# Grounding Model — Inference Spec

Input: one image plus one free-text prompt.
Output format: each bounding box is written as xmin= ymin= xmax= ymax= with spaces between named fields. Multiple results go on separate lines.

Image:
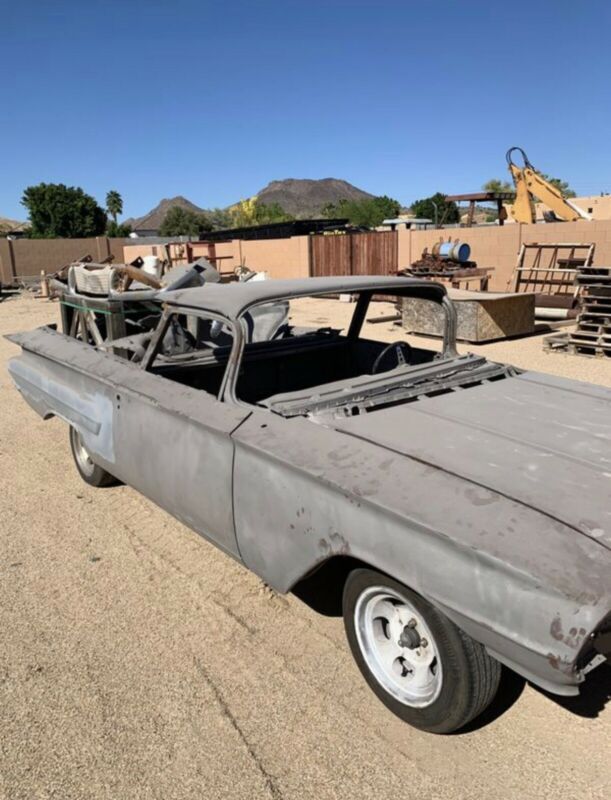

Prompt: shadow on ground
xmin=543 ymin=663 xmax=611 ymax=719
xmin=292 ymin=567 xmax=611 ymax=732
xmin=461 ymin=662 xmax=611 ymax=734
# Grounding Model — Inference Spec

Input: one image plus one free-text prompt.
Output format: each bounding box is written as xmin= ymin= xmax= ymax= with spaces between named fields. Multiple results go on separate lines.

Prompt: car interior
xmin=148 ymin=293 xmax=440 ymax=405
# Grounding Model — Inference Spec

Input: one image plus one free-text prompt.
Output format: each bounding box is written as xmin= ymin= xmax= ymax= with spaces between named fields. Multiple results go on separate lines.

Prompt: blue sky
xmin=2 ymin=0 xmax=610 ymax=220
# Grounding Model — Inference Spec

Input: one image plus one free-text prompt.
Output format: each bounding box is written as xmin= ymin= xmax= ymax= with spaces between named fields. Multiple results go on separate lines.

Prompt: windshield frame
xmin=224 ymin=287 xmax=458 ymax=408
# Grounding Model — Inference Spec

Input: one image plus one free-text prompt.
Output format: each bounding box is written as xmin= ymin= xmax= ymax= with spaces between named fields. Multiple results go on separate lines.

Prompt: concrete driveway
xmin=1 ymin=295 xmax=609 ymax=800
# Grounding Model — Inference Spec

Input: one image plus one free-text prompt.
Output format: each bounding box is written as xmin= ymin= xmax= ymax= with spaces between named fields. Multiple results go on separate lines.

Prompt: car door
xmin=8 ymin=316 xmax=250 ymax=559
xmin=108 ymin=308 xmax=250 ymax=558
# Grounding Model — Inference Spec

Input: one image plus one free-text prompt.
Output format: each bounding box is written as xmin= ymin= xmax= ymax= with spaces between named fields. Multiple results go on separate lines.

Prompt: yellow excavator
xmin=506 ymin=147 xmax=591 ymax=223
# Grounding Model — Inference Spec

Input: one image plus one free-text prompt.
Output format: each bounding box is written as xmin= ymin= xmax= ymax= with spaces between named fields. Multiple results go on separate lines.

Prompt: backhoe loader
xmin=506 ymin=147 xmax=591 ymax=223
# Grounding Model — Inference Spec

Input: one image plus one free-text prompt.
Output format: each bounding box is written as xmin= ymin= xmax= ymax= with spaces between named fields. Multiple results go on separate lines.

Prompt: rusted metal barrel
xmin=437 ymin=241 xmax=471 ymax=262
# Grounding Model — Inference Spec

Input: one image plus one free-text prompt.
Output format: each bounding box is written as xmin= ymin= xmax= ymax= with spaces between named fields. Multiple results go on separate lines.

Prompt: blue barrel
xmin=438 ymin=241 xmax=471 ymax=262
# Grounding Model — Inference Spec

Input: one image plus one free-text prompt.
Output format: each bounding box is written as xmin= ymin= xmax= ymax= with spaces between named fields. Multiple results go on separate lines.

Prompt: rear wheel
xmin=343 ymin=568 xmax=501 ymax=734
xmin=69 ymin=427 xmax=119 ymax=488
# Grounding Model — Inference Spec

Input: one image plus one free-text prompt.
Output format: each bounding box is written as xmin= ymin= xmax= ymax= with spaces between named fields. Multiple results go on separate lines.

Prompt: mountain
xmin=0 ymin=216 xmax=29 ymax=234
xmin=255 ymin=178 xmax=375 ymax=217
xmin=126 ymin=178 xmax=377 ymax=233
xmin=124 ymin=196 xmax=206 ymax=233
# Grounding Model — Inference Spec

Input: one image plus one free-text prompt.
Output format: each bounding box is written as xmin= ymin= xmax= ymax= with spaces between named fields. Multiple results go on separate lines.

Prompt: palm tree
xmin=106 ymin=190 xmax=123 ymax=224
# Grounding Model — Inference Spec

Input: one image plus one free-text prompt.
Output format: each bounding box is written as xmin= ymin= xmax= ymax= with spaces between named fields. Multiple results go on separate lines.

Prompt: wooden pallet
xmin=544 ymin=273 xmax=611 ymax=357
xmin=544 ymin=332 xmax=611 ymax=358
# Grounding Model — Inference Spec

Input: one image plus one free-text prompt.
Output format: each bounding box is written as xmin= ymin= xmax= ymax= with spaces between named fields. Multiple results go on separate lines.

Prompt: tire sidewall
xmin=69 ymin=427 xmax=116 ymax=488
xmin=343 ymin=568 xmax=475 ymax=734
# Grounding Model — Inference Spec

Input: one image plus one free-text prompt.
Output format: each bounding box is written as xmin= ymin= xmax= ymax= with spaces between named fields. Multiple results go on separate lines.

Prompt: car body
xmin=7 ymin=275 xmax=611 ymax=732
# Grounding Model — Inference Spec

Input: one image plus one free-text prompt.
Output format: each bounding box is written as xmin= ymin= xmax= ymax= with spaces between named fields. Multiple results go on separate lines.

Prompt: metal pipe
xmin=535 ymin=307 xmax=571 ymax=320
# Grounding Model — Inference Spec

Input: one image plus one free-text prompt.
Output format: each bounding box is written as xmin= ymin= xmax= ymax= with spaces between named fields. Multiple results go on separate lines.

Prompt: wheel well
xmin=290 ymin=556 xmax=378 ymax=617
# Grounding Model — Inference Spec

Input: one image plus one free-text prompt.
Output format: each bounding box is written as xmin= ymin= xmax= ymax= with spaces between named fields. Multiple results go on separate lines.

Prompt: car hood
xmin=333 ymin=370 xmax=611 ymax=551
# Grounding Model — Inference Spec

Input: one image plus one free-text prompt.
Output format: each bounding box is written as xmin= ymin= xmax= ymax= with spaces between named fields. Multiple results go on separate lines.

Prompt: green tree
xmin=254 ymin=201 xmax=294 ymax=225
xmin=207 ymin=207 xmax=233 ymax=230
xmin=159 ymin=206 xmax=213 ymax=237
xmin=486 ymin=174 xmax=576 ymax=198
xmin=229 ymin=197 xmax=294 ymax=227
xmin=322 ymin=195 xmax=401 ymax=227
xmin=21 ymin=183 xmax=107 ymax=238
xmin=541 ymin=175 xmax=576 ymax=198
xmin=106 ymin=220 xmax=132 ymax=237
xmin=411 ymin=192 xmax=459 ymax=225
xmin=483 ymin=178 xmax=514 ymax=193
xmin=105 ymin=190 xmax=123 ymax=224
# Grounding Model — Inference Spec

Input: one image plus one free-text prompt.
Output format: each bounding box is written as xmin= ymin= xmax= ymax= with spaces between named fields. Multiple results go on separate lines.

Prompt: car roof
xmin=161 ymin=275 xmax=446 ymax=319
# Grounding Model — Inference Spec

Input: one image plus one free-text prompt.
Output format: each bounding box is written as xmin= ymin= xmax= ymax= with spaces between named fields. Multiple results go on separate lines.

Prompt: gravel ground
xmin=290 ymin=297 xmax=611 ymax=387
xmin=1 ymin=293 xmax=610 ymax=800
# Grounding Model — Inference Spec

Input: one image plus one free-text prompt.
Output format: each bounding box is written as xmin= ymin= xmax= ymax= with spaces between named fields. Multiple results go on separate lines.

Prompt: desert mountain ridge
xmin=124 ymin=178 xmax=377 ymax=230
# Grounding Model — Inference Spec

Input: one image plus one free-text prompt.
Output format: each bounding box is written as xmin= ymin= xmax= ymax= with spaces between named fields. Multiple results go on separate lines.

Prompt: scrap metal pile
xmin=46 ymin=254 xmax=220 ymax=356
xmin=45 ymin=254 xmax=289 ymax=359
xmin=404 ymin=240 xmax=477 ymax=278
xmin=48 ymin=253 xmax=219 ymax=299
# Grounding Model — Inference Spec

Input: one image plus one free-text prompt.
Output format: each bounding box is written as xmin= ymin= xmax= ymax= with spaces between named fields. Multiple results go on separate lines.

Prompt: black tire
xmin=69 ymin=426 xmax=119 ymax=488
xmin=343 ymin=568 xmax=501 ymax=734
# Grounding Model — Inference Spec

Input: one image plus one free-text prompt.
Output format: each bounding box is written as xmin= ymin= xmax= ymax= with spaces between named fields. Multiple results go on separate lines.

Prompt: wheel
xmin=343 ymin=569 xmax=501 ymax=734
xmin=69 ymin=427 xmax=119 ymax=488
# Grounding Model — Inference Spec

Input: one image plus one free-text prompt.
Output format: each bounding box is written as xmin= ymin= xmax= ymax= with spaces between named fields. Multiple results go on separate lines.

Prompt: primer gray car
xmin=7 ymin=276 xmax=611 ymax=734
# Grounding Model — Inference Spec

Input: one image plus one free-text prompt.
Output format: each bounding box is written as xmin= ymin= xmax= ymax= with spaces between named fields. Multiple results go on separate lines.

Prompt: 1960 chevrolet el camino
xmin=7 ymin=276 xmax=611 ymax=733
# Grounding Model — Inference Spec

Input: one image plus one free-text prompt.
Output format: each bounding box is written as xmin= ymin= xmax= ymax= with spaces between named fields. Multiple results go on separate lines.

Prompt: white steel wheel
xmin=69 ymin=427 xmax=119 ymax=488
xmin=72 ymin=429 xmax=96 ymax=477
xmin=354 ymin=586 xmax=442 ymax=708
xmin=343 ymin=568 xmax=501 ymax=734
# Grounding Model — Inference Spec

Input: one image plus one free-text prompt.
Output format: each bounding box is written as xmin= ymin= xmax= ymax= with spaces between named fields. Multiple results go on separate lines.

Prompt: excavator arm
xmin=506 ymin=148 xmax=591 ymax=223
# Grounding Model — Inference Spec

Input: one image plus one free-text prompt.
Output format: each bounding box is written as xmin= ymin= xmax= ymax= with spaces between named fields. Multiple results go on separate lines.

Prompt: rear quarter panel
xmin=8 ymin=340 xmax=116 ymax=467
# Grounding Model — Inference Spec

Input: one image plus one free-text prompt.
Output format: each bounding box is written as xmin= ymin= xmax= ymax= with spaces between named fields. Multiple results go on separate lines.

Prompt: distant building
xmin=535 ymin=194 xmax=611 ymax=221
xmin=379 ymin=217 xmax=433 ymax=231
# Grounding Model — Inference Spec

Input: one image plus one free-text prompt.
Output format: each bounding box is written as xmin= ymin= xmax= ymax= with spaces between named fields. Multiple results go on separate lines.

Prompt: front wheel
xmin=69 ymin=427 xmax=119 ymax=488
xmin=343 ymin=569 xmax=501 ymax=734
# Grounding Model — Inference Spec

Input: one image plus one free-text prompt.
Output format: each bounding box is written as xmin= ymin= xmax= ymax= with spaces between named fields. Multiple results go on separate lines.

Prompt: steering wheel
xmin=372 ymin=341 xmax=413 ymax=374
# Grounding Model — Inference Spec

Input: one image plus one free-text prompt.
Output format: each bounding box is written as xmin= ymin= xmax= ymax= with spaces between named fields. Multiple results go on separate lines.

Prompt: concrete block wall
xmin=520 ymin=220 xmax=611 ymax=260
xmin=238 ymin=236 xmax=310 ymax=279
xmin=0 ymin=237 xmax=127 ymax=284
xmin=399 ymin=221 xmax=611 ymax=291
xmin=400 ymin=226 xmax=521 ymax=291
xmin=122 ymin=237 xmax=311 ymax=281
xmin=6 ymin=221 xmax=611 ymax=290
xmin=179 ymin=237 xmax=310 ymax=279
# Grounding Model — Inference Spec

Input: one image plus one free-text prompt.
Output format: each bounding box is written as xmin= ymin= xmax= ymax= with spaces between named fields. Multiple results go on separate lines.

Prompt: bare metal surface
xmin=162 ymin=275 xmax=447 ymax=318
xmin=1 ymin=295 xmax=610 ymax=800
xmin=6 ymin=279 xmax=611 ymax=699
xmin=260 ymin=354 xmax=510 ymax=416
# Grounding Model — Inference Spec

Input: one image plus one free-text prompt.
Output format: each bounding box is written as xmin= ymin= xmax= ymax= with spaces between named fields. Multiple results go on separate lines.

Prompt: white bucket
xmin=141 ymin=255 xmax=161 ymax=278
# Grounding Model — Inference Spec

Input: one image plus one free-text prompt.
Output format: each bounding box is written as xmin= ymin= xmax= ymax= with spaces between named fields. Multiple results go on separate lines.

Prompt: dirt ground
xmin=1 ymin=293 xmax=610 ymax=800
